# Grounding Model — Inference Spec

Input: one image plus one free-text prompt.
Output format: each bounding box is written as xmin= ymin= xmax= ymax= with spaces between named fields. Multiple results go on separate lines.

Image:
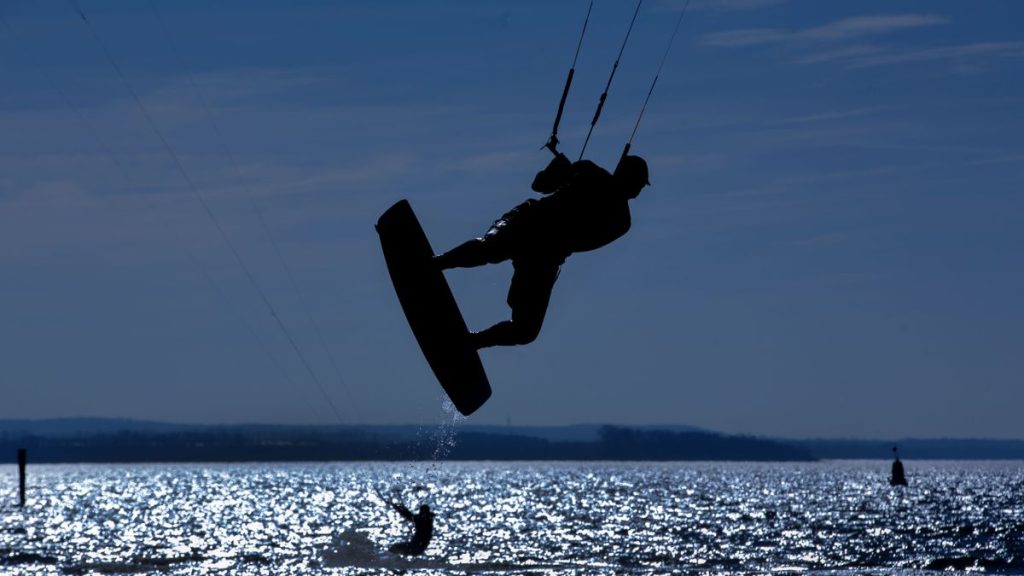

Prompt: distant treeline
xmin=2 ymin=420 xmax=1022 ymax=463
xmin=794 ymin=438 xmax=1024 ymax=460
xmin=0 ymin=426 xmax=813 ymax=463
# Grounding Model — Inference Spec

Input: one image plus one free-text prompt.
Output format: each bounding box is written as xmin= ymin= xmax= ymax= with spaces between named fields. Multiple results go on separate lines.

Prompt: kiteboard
xmin=376 ymin=199 xmax=492 ymax=416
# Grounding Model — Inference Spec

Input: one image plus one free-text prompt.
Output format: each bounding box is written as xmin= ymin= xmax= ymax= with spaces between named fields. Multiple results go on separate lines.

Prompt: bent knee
xmin=509 ymin=321 xmax=543 ymax=345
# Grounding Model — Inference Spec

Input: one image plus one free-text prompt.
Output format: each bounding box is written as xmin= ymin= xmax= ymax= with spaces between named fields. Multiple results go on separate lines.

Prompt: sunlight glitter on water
xmin=1 ymin=461 xmax=1022 ymax=575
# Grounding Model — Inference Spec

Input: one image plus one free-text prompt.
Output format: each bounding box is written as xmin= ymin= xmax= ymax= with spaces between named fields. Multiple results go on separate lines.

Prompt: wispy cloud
xmin=778 ymin=232 xmax=847 ymax=248
xmin=799 ymin=14 xmax=948 ymax=42
xmin=271 ymin=154 xmax=420 ymax=194
xmin=658 ymin=0 xmax=788 ymax=12
xmin=793 ymin=44 xmax=885 ymax=65
xmin=648 ymin=152 xmax=728 ymax=171
xmin=845 ymin=41 xmax=1024 ymax=69
xmin=790 ymin=40 xmax=1024 ymax=69
xmin=701 ymin=28 xmax=787 ymax=47
xmin=700 ymin=14 xmax=948 ymax=47
xmin=770 ymin=106 xmax=886 ymax=126
xmin=968 ymin=153 xmax=1024 ymax=167
xmin=698 ymin=13 xmax=1024 ymax=71
xmin=450 ymin=151 xmax=533 ymax=176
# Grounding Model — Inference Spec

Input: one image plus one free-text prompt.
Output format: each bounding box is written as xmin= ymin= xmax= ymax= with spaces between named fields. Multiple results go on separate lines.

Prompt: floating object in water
xmin=890 ymin=446 xmax=908 ymax=487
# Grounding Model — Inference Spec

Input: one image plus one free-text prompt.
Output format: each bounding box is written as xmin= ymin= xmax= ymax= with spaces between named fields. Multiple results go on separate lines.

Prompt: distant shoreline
xmin=2 ymin=419 xmax=1023 ymax=463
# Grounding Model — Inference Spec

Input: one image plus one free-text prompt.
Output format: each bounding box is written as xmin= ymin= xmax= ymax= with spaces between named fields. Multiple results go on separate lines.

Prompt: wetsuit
xmin=388 ymin=504 xmax=434 ymax=555
xmin=435 ymin=153 xmax=632 ymax=348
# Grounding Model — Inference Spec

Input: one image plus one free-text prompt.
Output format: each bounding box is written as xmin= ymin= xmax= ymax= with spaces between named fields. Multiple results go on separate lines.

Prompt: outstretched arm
xmin=391 ymin=502 xmax=414 ymax=522
xmin=374 ymin=487 xmax=415 ymax=521
xmin=531 ymin=152 xmax=572 ymax=194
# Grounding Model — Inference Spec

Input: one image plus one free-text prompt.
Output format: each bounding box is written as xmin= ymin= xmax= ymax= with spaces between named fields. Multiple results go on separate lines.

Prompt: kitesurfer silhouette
xmin=434 ymin=151 xmax=650 ymax=349
xmin=384 ymin=498 xmax=435 ymax=556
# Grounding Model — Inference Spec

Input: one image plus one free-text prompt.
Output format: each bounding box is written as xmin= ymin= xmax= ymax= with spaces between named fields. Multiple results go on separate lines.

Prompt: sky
xmin=0 ymin=0 xmax=1022 ymax=439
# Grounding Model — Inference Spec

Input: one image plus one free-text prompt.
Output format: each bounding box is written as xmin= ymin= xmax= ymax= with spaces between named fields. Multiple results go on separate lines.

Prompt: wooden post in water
xmin=17 ymin=448 xmax=26 ymax=507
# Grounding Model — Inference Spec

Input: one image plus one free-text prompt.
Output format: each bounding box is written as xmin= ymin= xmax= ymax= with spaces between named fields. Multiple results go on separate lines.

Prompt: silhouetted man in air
xmin=386 ymin=501 xmax=434 ymax=556
xmin=435 ymin=152 xmax=650 ymax=349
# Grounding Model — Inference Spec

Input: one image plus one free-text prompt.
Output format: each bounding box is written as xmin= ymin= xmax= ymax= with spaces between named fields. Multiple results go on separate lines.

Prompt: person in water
xmin=435 ymin=151 xmax=650 ymax=349
xmin=386 ymin=500 xmax=434 ymax=556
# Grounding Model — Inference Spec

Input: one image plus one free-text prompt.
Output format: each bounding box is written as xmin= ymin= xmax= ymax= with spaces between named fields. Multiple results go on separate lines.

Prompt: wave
xmin=924 ymin=555 xmax=1024 ymax=572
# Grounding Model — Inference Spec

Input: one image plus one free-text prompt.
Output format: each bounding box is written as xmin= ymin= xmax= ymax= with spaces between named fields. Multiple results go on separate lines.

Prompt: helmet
xmin=614 ymin=155 xmax=650 ymax=187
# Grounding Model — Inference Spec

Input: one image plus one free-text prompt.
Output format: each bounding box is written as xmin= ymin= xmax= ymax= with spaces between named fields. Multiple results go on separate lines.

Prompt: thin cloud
xmin=770 ymin=106 xmax=886 ymax=126
xmin=698 ymin=14 xmax=1022 ymax=72
xmin=779 ymin=232 xmax=847 ymax=248
xmin=219 ymin=153 xmax=421 ymax=200
xmin=451 ymin=150 xmax=533 ymax=175
xmin=968 ymin=153 xmax=1024 ymax=167
xmin=700 ymin=28 xmax=787 ymax=47
xmin=793 ymin=44 xmax=885 ymax=65
xmin=800 ymin=14 xmax=948 ymax=42
xmin=647 ymin=152 xmax=727 ymax=170
xmin=701 ymin=13 xmax=948 ymax=47
xmin=846 ymin=41 xmax=1024 ymax=69
xmin=659 ymin=0 xmax=788 ymax=12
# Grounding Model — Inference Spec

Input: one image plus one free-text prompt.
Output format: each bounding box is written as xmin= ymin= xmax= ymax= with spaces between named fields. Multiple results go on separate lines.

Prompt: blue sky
xmin=1 ymin=0 xmax=1021 ymax=438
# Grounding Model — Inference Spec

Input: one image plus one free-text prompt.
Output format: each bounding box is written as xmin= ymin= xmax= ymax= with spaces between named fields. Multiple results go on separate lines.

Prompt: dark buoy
xmin=17 ymin=448 xmax=27 ymax=506
xmin=889 ymin=446 xmax=907 ymax=487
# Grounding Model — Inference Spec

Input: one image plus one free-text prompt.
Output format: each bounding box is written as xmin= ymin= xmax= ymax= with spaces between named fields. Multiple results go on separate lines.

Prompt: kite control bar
xmin=545 ymin=1 xmax=593 ymax=155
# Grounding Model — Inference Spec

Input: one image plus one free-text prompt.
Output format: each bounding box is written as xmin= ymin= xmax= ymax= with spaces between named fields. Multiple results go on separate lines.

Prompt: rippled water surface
xmin=2 ymin=460 xmax=1022 ymax=574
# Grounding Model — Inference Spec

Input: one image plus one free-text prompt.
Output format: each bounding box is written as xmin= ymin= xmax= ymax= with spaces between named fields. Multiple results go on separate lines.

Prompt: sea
xmin=1 ymin=460 xmax=1022 ymax=575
